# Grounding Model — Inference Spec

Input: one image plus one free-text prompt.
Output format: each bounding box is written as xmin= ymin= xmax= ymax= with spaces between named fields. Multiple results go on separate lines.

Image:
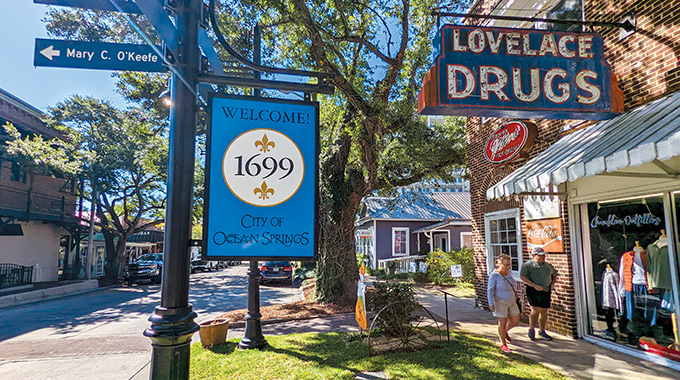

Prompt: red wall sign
xmin=485 ymin=121 xmax=537 ymax=163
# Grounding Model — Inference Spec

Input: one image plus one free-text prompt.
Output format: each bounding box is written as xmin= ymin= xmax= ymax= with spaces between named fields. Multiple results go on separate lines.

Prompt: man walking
xmin=520 ymin=247 xmax=558 ymax=341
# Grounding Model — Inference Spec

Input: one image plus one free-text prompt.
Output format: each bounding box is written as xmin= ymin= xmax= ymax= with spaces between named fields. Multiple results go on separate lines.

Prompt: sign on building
xmin=525 ymin=218 xmax=564 ymax=253
xmin=418 ymin=25 xmax=623 ymax=120
xmin=203 ymin=95 xmax=318 ymax=260
xmin=485 ymin=121 xmax=537 ymax=164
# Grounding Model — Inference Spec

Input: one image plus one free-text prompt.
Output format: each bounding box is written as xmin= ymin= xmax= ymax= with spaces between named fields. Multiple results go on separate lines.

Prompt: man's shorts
xmin=492 ymin=301 xmax=520 ymax=318
xmin=526 ymin=286 xmax=551 ymax=308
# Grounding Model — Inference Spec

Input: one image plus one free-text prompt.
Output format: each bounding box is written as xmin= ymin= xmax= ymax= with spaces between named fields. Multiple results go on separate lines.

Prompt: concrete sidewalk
xmin=415 ymin=287 xmax=680 ymax=380
xmin=0 ymin=280 xmax=99 ymax=309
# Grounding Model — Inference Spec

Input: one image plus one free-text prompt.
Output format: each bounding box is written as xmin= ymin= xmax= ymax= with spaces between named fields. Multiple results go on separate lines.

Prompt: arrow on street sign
xmin=39 ymin=45 xmax=61 ymax=61
xmin=34 ymin=38 xmax=167 ymax=72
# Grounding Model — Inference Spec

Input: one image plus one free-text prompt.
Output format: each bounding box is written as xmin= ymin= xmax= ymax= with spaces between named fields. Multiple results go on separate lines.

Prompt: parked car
xmin=259 ymin=261 xmax=292 ymax=285
xmin=124 ymin=253 xmax=163 ymax=284
xmin=191 ymin=259 xmax=219 ymax=273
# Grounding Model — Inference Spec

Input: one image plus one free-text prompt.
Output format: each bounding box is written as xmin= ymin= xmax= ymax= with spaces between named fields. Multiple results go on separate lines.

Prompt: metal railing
xmin=377 ymin=255 xmax=427 ymax=274
xmin=0 ymin=264 xmax=34 ymax=289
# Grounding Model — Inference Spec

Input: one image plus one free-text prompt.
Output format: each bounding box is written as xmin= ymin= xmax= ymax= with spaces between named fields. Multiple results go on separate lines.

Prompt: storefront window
xmin=586 ymin=195 xmax=678 ymax=352
xmin=485 ymin=209 xmax=521 ymax=273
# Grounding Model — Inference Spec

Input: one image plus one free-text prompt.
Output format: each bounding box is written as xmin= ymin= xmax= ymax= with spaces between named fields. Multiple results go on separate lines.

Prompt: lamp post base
xmin=238 ymin=260 xmax=267 ymax=349
xmin=144 ymin=305 xmax=200 ymax=380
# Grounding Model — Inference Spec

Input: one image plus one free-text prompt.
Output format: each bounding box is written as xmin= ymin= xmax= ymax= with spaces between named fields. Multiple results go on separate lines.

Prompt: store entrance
xmin=583 ymin=193 xmax=680 ymax=357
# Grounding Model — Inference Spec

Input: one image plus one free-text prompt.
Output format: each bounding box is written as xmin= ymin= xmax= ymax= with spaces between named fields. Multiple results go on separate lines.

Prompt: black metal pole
xmin=239 ymin=25 xmax=267 ymax=350
xmin=444 ymin=293 xmax=450 ymax=343
xmin=144 ymin=1 xmax=200 ymax=379
xmin=432 ymin=11 xmax=635 ymax=32
xmin=239 ymin=260 xmax=267 ymax=349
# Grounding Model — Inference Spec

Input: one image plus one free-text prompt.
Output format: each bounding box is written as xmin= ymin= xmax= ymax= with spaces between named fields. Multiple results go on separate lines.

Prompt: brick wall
xmin=468 ymin=0 xmax=680 ymax=337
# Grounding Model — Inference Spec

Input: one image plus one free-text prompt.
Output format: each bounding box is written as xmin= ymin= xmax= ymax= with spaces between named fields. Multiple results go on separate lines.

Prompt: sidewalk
xmin=0 ymin=280 xmax=99 ymax=309
xmin=415 ymin=287 xmax=680 ymax=380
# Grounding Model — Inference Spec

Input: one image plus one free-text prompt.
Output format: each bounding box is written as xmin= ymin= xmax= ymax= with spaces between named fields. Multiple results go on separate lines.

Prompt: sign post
xmin=142 ymin=1 xmax=200 ymax=379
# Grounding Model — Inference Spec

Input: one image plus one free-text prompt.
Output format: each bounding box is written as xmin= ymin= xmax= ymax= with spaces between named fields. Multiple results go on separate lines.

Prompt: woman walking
xmin=487 ymin=254 xmax=521 ymax=352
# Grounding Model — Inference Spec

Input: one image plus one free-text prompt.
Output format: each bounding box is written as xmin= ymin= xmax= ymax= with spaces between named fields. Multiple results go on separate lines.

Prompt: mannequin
xmin=602 ymin=262 xmax=622 ymax=339
xmin=647 ymin=230 xmax=673 ymax=313
xmin=619 ymin=241 xmax=649 ymax=336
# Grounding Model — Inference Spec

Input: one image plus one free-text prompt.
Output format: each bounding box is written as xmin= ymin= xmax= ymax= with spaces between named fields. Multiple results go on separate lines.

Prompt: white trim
xmin=484 ymin=208 xmax=522 ymax=278
xmin=434 ymin=231 xmax=450 ymax=252
xmin=460 ymin=231 xmax=473 ymax=249
xmin=392 ymin=227 xmax=410 ymax=256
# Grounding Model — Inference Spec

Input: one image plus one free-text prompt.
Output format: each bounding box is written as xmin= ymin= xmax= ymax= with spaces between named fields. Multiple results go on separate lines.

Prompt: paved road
xmin=0 ymin=264 xmax=301 ymax=377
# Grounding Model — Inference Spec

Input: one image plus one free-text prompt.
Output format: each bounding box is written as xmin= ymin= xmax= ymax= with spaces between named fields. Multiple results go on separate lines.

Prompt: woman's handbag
xmin=502 ymin=275 xmax=522 ymax=313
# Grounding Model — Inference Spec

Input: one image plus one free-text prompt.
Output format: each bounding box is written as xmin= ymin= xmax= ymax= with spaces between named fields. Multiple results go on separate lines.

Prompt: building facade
xmin=355 ymin=191 xmax=472 ymax=271
xmin=0 ymin=88 xmax=79 ymax=285
xmin=465 ymin=0 xmax=680 ymax=368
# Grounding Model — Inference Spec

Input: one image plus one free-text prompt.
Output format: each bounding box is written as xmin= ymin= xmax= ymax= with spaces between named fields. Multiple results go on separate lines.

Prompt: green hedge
xmin=425 ymin=248 xmax=475 ymax=286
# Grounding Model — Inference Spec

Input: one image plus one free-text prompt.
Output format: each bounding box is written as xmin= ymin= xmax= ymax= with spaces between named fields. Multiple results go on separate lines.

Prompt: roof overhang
xmin=487 ymin=91 xmax=680 ymax=200
xmin=413 ymin=219 xmax=472 ymax=233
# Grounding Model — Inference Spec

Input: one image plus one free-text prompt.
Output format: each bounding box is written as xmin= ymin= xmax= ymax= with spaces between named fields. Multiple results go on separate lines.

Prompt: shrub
xmin=371 ymin=281 xmax=421 ymax=338
xmin=425 ymin=247 xmax=475 ymax=285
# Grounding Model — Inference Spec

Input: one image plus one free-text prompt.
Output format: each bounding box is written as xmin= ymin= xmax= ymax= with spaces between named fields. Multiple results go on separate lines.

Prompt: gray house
xmin=355 ymin=191 xmax=472 ymax=271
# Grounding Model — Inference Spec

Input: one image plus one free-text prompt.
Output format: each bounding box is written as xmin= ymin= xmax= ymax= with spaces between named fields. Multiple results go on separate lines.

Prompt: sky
xmin=0 ymin=1 xmax=126 ymax=112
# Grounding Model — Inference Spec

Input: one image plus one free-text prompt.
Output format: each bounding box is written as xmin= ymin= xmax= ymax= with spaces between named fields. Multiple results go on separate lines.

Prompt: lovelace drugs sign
xmin=418 ymin=25 xmax=623 ymax=120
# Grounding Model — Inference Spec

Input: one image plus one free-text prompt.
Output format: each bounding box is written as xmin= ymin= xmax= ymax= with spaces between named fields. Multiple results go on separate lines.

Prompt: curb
xmin=0 ymin=280 xmax=100 ymax=309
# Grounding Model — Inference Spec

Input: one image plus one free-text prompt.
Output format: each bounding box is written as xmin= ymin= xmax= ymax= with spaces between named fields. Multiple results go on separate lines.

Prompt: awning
xmin=488 ymin=91 xmax=680 ymax=200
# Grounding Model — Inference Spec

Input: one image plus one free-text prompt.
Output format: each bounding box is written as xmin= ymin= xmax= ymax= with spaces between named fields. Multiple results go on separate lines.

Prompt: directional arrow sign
xmin=34 ymin=39 xmax=167 ymax=72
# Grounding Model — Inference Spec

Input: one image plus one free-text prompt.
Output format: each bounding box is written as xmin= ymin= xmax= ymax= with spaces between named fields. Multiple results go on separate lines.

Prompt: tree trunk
xmin=101 ymin=231 xmax=127 ymax=286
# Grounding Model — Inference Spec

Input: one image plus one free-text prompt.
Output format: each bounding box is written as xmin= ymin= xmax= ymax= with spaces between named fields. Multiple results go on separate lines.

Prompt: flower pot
xmin=199 ymin=318 xmax=229 ymax=347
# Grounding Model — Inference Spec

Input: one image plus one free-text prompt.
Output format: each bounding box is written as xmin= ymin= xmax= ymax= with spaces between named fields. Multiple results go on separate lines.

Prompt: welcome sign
xmin=203 ymin=95 xmax=318 ymax=260
xmin=418 ymin=25 xmax=623 ymax=120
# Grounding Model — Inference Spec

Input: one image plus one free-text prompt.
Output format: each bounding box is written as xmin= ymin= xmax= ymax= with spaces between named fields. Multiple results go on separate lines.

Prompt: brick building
xmin=459 ymin=0 xmax=680 ymax=369
xmin=0 ymin=88 xmax=79 ymax=285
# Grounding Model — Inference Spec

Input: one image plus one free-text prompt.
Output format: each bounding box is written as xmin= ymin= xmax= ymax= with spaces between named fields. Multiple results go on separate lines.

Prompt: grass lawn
xmin=190 ymin=331 xmax=572 ymax=380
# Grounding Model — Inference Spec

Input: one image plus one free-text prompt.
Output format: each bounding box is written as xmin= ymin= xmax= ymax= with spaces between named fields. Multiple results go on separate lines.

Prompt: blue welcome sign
xmin=418 ymin=25 xmax=623 ymax=120
xmin=203 ymin=95 xmax=318 ymax=260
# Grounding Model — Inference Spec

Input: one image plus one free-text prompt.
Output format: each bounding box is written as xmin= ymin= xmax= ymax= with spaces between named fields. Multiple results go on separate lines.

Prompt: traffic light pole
xmin=144 ymin=1 xmax=201 ymax=379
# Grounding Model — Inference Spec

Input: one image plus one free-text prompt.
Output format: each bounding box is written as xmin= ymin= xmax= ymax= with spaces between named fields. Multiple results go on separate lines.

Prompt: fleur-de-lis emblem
xmin=253 ymin=181 xmax=275 ymax=200
xmin=254 ymin=134 xmax=275 ymax=153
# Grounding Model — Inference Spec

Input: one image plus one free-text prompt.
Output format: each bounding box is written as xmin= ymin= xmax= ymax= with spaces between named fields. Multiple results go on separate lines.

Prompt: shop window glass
xmin=485 ymin=209 xmax=522 ymax=273
xmin=586 ymin=195 xmax=678 ymax=353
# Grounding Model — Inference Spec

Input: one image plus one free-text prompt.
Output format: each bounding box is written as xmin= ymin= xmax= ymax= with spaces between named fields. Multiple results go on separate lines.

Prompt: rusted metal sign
xmin=418 ymin=25 xmax=623 ymax=120
xmin=526 ymin=218 xmax=563 ymax=253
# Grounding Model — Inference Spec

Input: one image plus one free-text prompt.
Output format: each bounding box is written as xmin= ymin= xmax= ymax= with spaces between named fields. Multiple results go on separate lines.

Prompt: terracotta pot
xmin=199 ymin=318 xmax=229 ymax=347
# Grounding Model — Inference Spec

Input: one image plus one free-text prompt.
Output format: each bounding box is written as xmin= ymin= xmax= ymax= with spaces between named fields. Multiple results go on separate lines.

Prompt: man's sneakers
xmin=528 ymin=329 xmax=553 ymax=341
xmin=501 ymin=344 xmax=511 ymax=352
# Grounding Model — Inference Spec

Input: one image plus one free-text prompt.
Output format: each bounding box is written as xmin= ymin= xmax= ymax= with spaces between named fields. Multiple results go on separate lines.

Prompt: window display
xmin=586 ymin=195 xmax=678 ymax=353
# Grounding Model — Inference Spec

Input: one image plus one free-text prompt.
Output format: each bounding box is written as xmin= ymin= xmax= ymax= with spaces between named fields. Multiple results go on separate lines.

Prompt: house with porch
xmin=355 ymin=191 xmax=472 ymax=272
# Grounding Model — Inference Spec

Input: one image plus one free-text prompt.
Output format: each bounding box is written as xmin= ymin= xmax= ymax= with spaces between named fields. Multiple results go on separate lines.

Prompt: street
xmin=0 ymin=264 xmax=301 ymax=380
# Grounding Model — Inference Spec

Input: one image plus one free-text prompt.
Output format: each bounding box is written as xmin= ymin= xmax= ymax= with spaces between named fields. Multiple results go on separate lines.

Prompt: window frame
xmin=392 ymin=227 xmax=410 ymax=256
xmin=460 ymin=231 xmax=473 ymax=249
xmin=484 ymin=208 xmax=523 ymax=277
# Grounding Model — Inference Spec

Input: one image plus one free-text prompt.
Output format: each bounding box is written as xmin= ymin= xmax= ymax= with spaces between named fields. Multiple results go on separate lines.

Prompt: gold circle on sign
xmin=222 ymin=128 xmax=305 ymax=207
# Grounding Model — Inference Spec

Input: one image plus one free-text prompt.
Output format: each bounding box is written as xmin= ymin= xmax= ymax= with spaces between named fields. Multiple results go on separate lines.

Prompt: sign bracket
xmin=432 ymin=11 xmax=636 ymax=34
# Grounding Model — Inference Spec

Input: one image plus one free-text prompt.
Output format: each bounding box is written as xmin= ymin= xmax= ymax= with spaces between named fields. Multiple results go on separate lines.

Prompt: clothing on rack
xmin=602 ymin=268 xmax=622 ymax=311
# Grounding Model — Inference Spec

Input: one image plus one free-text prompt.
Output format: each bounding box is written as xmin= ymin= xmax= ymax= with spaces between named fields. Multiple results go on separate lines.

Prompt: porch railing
xmin=0 ymin=263 xmax=34 ymax=289
xmin=377 ymin=255 xmax=427 ymax=274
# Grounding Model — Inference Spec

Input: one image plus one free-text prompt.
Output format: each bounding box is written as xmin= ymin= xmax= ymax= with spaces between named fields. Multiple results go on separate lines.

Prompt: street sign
xmin=34 ymin=0 xmax=142 ymax=14
xmin=203 ymin=95 xmax=319 ymax=261
xmin=34 ymin=39 xmax=166 ymax=72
